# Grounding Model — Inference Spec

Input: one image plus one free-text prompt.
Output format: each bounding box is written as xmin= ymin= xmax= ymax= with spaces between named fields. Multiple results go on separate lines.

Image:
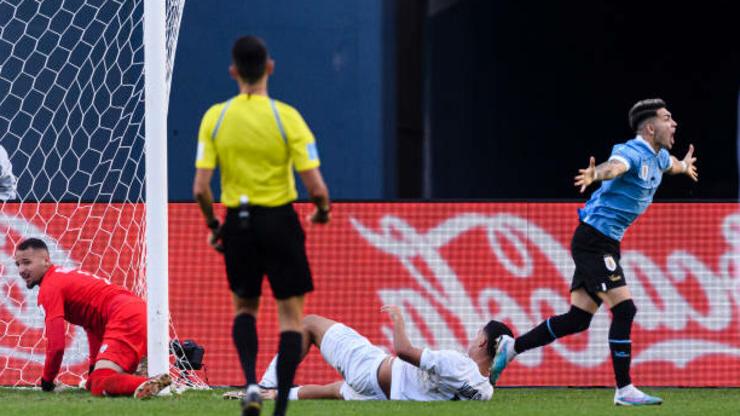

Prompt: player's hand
xmin=574 ymin=156 xmax=597 ymax=193
xmin=259 ymin=388 xmax=277 ymax=400
xmin=682 ymin=144 xmax=698 ymax=182
xmin=40 ymin=378 xmax=56 ymax=392
xmin=381 ymin=305 xmax=404 ymax=323
xmin=310 ymin=206 xmax=331 ymax=224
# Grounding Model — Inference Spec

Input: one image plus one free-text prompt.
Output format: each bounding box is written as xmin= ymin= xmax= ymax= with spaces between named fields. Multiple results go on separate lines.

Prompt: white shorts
xmin=320 ymin=323 xmax=388 ymax=400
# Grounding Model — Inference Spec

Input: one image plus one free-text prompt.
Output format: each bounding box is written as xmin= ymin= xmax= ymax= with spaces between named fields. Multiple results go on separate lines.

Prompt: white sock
xmin=288 ymin=386 xmax=300 ymax=400
xmin=259 ymin=355 xmax=278 ymax=388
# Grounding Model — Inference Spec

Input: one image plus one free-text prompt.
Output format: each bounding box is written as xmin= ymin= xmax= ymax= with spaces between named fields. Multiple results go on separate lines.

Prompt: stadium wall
xmin=1 ymin=202 xmax=738 ymax=387
xmin=166 ymin=0 xmax=395 ymax=201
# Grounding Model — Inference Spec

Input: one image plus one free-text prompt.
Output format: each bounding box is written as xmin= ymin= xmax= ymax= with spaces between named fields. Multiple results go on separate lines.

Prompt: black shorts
xmin=221 ymin=203 xmax=314 ymax=300
xmin=570 ymin=222 xmax=626 ymax=304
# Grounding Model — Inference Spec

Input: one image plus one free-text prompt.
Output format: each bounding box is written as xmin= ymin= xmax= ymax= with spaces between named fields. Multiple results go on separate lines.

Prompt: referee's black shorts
xmin=221 ymin=203 xmax=314 ymax=300
xmin=570 ymin=222 xmax=626 ymax=305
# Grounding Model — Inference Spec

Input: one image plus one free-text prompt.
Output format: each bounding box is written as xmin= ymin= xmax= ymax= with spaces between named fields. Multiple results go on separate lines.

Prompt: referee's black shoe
xmin=241 ymin=384 xmax=262 ymax=416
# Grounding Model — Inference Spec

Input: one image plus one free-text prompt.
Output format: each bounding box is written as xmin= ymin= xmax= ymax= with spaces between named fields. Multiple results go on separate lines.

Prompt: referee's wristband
xmin=207 ymin=219 xmax=220 ymax=231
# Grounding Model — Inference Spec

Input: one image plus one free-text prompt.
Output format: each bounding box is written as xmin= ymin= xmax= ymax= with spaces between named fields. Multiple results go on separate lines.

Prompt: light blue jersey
xmin=578 ymin=136 xmax=672 ymax=241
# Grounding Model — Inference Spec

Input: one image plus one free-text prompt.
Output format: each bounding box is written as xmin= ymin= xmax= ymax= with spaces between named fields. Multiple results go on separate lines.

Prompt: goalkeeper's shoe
xmin=489 ymin=335 xmax=515 ymax=385
xmin=241 ymin=384 xmax=263 ymax=416
xmin=614 ymin=385 xmax=663 ymax=406
xmin=134 ymin=373 xmax=172 ymax=399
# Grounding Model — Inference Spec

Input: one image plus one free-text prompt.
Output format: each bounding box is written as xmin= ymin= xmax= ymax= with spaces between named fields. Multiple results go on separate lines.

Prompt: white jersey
xmin=0 ymin=145 xmax=16 ymax=200
xmin=390 ymin=348 xmax=493 ymax=401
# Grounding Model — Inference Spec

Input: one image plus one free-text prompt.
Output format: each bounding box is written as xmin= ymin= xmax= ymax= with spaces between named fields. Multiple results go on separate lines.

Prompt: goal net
xmin=0 ymin=0 xmax=205 ymax=389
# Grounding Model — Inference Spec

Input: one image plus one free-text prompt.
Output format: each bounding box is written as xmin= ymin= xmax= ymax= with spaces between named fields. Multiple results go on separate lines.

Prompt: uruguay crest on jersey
xmin=640 ymin=162 xmax=649 ymax=181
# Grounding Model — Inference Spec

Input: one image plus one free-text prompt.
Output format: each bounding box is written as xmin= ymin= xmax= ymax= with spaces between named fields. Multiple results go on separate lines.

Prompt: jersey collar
xmin=634 ymin=135 xmax=657 ymax=155
xmin=39 ymin=265 xmax=57 ymax=286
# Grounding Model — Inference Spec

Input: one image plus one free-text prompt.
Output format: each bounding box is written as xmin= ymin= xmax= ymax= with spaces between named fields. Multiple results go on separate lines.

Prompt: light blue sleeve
xmin=609 ymin=143 xmax=635 ymax=171
xmin=658 ymin=149 xmax=672 ymax=171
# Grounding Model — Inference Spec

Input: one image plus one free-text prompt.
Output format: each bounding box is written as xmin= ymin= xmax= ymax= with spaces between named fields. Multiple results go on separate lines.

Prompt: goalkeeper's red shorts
xmin=96 ymin=297 xmax=147 ymax=373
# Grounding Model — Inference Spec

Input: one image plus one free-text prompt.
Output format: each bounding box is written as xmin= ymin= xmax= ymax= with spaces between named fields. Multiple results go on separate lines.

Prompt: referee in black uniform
xmin=193 ymin=36 xmax=330 ymax=416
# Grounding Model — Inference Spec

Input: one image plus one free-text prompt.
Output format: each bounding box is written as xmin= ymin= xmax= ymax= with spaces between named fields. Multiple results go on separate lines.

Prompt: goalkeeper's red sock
xmin=89 ymin=368 xmax=147 ymax=396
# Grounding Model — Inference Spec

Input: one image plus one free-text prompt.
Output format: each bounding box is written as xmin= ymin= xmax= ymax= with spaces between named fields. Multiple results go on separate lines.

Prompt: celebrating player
xmin=15 ymin=238 xmax=171 ymax=398
xmin=251 ymin=306 xmax=511 ymax=401
xmin=490 ymin=98 xmax=698 ymax=406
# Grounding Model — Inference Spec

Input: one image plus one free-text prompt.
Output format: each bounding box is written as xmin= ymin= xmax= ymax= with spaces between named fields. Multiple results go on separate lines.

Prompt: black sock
xmin=232 ymin=313 xmax=258 ymax=386
xmin=514 ymin=306 xmax=593 ymax=354
xmin=274 ymin=331 xmax=302 ymax=416
xmin=609 ymin=300 xmax=636 ymax=388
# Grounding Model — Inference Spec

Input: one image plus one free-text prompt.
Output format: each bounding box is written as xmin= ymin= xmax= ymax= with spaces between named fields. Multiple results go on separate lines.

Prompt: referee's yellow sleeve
xmin=195 ymin=104 xmax=222 ymax=169
xmin=281 ymin=105 xmax=321 ymax=172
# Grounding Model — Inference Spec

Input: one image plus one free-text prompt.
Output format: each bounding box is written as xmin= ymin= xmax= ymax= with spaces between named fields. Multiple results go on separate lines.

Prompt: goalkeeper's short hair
xmin=17 ymin=237 xmax=49 ymax=252
xmin=483 ymin=320 xmax=513 ymax=359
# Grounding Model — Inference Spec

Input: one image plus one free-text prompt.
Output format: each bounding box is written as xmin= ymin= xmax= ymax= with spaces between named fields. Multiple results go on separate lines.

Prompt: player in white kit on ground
xmin=255 ymin=306 xmax=512 ymax=401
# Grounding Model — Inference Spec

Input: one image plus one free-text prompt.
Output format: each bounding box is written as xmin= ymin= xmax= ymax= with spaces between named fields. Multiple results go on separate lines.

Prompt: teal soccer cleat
xmin=489 ymin=335 xmax=515 ymax=385
xmin=614 ymin=385 xmax=663 ymax=406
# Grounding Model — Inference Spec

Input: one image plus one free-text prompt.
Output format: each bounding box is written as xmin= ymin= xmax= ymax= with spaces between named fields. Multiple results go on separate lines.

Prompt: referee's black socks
xmin=274 ymin=330 xmax=302 ymax=416
xmin=609 ymin=299 xmax=636 ymax=388
xmin=233 ymin=313 xmax=258 ymax=386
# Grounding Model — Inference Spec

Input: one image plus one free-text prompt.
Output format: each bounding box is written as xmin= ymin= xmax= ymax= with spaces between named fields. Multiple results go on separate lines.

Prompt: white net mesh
xmin=0 ymin=0 xmax=205 ymax=389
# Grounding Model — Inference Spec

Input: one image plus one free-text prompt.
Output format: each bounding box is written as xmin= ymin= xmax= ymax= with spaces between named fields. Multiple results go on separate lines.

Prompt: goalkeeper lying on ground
xmin=233 ymin=306 xmax=511 ymax=401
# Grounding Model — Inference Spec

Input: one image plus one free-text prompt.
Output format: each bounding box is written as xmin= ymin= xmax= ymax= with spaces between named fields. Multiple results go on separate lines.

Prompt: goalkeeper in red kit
xmin=14 ymin=238 xmax=171 ymax=398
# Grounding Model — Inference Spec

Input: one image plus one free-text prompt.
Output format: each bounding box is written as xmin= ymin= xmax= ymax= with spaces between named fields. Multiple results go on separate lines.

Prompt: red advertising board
xmin=1 ymin=203 xmax=739 ymax=387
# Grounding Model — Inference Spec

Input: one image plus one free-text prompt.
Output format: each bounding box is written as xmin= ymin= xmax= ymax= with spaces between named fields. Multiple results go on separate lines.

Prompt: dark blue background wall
xmin=167 ymin=0 xmax=395 ymax=201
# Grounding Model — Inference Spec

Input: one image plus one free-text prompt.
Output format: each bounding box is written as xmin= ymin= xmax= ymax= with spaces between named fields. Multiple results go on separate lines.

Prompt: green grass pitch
xmin=1 ymin=387 xmax=738 ymax=416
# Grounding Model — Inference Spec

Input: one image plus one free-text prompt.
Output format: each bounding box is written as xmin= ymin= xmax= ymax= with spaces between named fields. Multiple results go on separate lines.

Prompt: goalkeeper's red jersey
xmin=37 ymin=266 xmax=138 ymax=334
xmin=37 ymin=265 xmax=143 ymax=381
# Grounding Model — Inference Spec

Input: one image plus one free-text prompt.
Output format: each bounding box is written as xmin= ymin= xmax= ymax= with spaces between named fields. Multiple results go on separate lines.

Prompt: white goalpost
xmin=0 ymin=0 xmax=204 ymax=389
xmin=143 ymin=0 xmax=170 ymax=380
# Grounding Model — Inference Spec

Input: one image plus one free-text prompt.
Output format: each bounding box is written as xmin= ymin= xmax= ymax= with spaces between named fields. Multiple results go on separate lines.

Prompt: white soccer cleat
xmin=134 ymin=373 xmax=172 ymax=399
xmin=614 ymin=384 xmax=663 ymax=406
xmin=489 ymin=335 xmax=515 ymax=385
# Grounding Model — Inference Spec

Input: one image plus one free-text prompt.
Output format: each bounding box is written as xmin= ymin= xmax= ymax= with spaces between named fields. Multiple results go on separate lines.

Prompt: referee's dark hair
xmin=232 ymin=35 xmax=268 ymax=84
xmin=483 ymin=320 xmax=514 ymax=359
xmin=628 ymin=98 xmax=666 ymax=132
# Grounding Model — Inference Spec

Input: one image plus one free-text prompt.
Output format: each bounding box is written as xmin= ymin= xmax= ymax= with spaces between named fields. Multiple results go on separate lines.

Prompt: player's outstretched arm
xmin=381 ymin=305 xmax=423 ymax=366
xmin=667 ymin=144 xmax=698 ymax=181
xmin=574 ymin=156 xmax=628 ymax=193
xmin=40 ymin=316 xmax=67 ymax=391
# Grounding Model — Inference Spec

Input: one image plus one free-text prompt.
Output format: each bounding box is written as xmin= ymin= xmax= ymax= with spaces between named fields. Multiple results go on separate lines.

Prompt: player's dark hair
xmin=628 ymin=98 xmax=666 ymax=131
xmin=17 ymin=238 xmax=49 ymax=252
xmin=232 ymin=35 xmax=268 ymax=84
xmin=483 ymin=320 xmax=513 ymax=359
